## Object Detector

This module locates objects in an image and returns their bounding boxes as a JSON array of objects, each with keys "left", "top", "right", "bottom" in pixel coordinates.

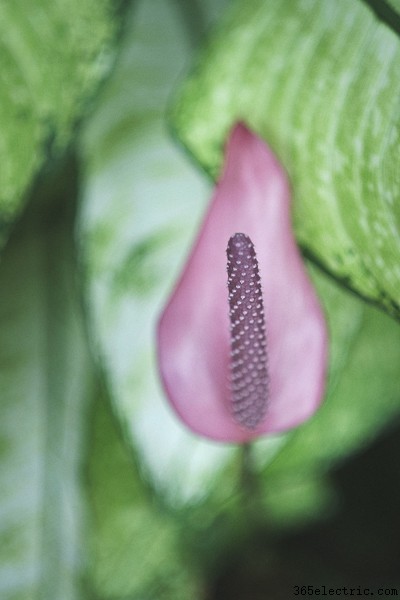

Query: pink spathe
[{"left": 157, "top": 123, "right": 328, "bottom": 443}]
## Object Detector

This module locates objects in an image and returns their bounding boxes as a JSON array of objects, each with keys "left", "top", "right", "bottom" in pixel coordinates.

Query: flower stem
[{"left": 240, "top": 442, "right": 263, "bottom": 527}]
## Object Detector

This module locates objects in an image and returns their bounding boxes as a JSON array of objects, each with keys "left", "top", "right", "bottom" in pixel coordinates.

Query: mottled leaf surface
[
  {"left": 0, "top": 0, "right": 125, "bottom": 248},
  {"left": 172, "top": 0, "right": 400, "bottom": 318}
]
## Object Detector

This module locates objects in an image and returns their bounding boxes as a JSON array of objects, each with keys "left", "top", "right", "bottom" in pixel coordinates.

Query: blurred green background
[{"left": 1, "top": 1, "right": 400, "bottom": 598}]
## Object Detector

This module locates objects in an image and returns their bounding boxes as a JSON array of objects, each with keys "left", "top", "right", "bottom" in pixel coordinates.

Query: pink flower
[{"left": 157, "top": 123, "right": 328, "bottom": 443}]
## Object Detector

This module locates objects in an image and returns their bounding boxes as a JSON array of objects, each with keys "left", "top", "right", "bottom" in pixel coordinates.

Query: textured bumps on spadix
[{"left": 227, "top": 233, "right": 268, "bottom": 429}]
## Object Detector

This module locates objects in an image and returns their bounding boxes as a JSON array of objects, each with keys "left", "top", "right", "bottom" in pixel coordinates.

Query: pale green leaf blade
[
  {"left": 172, "top": 0, "right": 400, "bottom": 318},
  {"left": 0, "top": 171, "right": 93, "bottom": 600},
  {"left": 79, "top": 0, "right": 235, "bottom": 506},
  {"left": 0, "top": 0, "right": 126, "bottom": 248},
  {"left": 86, "top": 393, "right": 203, "bottom": 599}
]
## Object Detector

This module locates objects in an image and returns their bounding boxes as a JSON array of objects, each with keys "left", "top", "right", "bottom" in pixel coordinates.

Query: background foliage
[{"left": 1, "top": 1, "right": 399, "bottom": 598}]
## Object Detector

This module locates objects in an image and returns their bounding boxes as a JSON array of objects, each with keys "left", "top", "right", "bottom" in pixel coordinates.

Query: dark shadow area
[
  {"left": 363, "top": 0, "right": 400, "bottom": 35},
  {"left": 209, "top": 420, "right": 400, "bottom": 599}
]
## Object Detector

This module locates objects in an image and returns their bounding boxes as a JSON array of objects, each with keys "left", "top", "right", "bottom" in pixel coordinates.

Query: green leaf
[
  {"left": 0, "top": 164, "right": 93, "bottom": 600},
  {"left": 0, "top": 0, "right": 126, "bottom": 249},
  {"left": 79, "top": 0, "right": 237, "bottom": 507},
  {"left": 86, "top": 393, "right": 203, "bottom": 599},
  {"left": 171, "top": 0, "right": 400, "bottom": 318}
]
